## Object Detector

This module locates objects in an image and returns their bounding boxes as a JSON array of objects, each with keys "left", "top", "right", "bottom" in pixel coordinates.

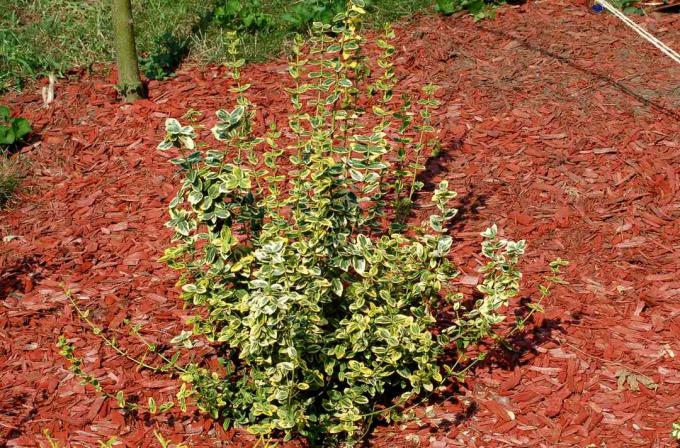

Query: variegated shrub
[{"left": 158, "top": 1, "right": 526, "bottom": 444}]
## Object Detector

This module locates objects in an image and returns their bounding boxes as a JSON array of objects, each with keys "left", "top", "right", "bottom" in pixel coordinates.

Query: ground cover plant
[
  {"left": 282, "top": 0, "right": 353, "bottom": 31},
  {"left": 609, "top": 0, "right": 644, "bottom": 14},
  {"left": 0, "top": 0, "right": 652, "bottom": 92},
  {"left": 140, "top": 32, "right": 191, "bottom": 81}
]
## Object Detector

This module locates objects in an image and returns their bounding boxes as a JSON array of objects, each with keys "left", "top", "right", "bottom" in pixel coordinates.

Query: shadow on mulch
[
  {"left": 448, "top": 189, "right": 488, "bottom": 237},
  {"left": 354, "top": 290, "right": 566, "bottom": 446},
  {"left": 411, "top": 136, "right": 490, "bottom": 237},
  {"left": 0, "top": 129, "right": 41, "bottom": 157},
  {"left": 488, "top": 315, "right": 566, "bottom": 371},
  {"left": 358, "top": 392, "right": 477, "bottom": 448},
  {"left": 411, "top": 135, "right": 490, "bottom": 234},
  {"left": 416, "top": 137, "right": 465, "bottom": 196},
  {"left": 0, "top": 393, "right": 38, "bottom": 442},
  {"left": 0, "top": 256, "right": 41, "bottom": 299},
  {"left": 441, "top": 290, "right": 567, "bottom": 373},
  {"left": 479, "top": 26, "right": 680, "bottom": 121}
]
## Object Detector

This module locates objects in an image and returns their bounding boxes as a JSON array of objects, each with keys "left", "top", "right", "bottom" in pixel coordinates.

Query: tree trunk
[{"left": 112, "top": 0, "right": 144, "bottom": 102}]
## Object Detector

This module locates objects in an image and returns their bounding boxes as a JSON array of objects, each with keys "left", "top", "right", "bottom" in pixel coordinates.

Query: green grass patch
[
  {"left": 0, "top": 0, "right": 210, "bottom": 91},
  {"left": 0, "top": 0, "right": 434, "bottom": 92}
]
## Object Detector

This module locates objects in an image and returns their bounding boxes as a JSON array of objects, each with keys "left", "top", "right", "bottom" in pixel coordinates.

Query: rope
[{"left": 594, "top": 0, "right": 680, "bottom": 65}]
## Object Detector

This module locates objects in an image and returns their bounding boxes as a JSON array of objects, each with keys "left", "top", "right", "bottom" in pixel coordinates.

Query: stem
[
  {"left": 65, "top": 291, "right": 187, "bottom": 374},
  {"left": 408, "top": 104, "right": 431, "bottom": 202},
  {"left": 111, "top": 0, "right": 144, "bottom": 102}
]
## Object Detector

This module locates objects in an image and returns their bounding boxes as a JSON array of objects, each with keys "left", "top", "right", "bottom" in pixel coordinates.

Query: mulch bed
[{"left": 1, "top": 0, "right": 679, "bottom": 446}]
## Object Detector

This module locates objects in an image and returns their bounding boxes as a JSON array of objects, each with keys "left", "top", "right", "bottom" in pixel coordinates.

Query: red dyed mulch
[{"left": 2, "top": 1, "right": 679, "bottom": 446}]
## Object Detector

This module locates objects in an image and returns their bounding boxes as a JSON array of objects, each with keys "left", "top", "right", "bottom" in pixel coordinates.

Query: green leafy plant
[
  {"left": 213, "top": 0, "right": 275, "bottom": 33},
  {"left": 0, "top": 105, "right": 31, "bottom": 149},
  {"left": 283, "top": 0, "right": 378, "bottom": 32},
  {"left": 435, "top": 0, "right": 457, "bottom": 15},
  {"left": 141, "top": 32, "right": 190, "bottom": 81},
  {"left": 435, "top": 0, "right": 502, "bottom": 20},
  {"left": 610, "top": 0, "right": 643, "bottom": 14},
  {"left": 283, "top": 0, "right": 348, "bottom": 31},
  {"left": 156, "top": 1, "right": 532, "bottom": 444}
]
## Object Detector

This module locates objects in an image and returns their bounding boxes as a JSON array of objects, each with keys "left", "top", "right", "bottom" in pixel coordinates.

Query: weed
[
  {"left": 0, "top": 105, "right": 31, "bottom": 208},
  {"left": 0, "top": 105, "right": 31, "bottom": 149}
]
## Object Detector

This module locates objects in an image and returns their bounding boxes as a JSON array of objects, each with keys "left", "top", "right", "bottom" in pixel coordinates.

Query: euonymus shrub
[{"left": 158, "top": 1, "right": 525, "bottom": 443}]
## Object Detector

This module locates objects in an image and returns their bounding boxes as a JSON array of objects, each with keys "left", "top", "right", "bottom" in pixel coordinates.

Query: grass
[
  {"left": 0, "top": 0, "right": 435, "bottom": 92},
  {"left": 0, "top": 153, "right": 25, "bottom": 208},
  {"left": 0, "top": 0, "right": 209, "bottom": 91}
]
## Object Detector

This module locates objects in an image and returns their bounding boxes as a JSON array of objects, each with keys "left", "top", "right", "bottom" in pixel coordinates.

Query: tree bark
[{"left": 112, "top": 0, "right": 144, "bottom": 102}]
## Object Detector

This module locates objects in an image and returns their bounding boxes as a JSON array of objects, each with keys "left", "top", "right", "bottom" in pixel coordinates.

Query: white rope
[{"left": 595, "top": 0, "right": 680, "bottom": 65}]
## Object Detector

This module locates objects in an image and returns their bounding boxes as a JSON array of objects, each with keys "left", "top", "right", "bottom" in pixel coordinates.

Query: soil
[{"left": 1, "top": 0, "right": 679, "bottom": 446}]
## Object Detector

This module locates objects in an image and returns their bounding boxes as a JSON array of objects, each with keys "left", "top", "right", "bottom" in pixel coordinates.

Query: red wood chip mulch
[{"left": 1, "top": 1, "right": 679, "bottom": 446}]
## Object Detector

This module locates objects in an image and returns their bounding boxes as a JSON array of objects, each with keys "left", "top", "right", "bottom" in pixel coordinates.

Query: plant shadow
[
  {"left": 0, "top": 392, "right": 36, "bottom": 441},
  {"left": 408, "top": 135, "right": 489, "bottom": 233},
  {"left": 356, "top": 289, "right": 565, "bottom": 446},
  {"left": 358, "top": 391, "right": 477, "bottom": 448},
  {"left": 0, "top": 255, "right": 41, "bottom": 299},
  {"left": 414, "top": 137, "right": 464, "bottom": 196},
  {"left": 483, "top": 312, "right": 565, "bottom": 371}
]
